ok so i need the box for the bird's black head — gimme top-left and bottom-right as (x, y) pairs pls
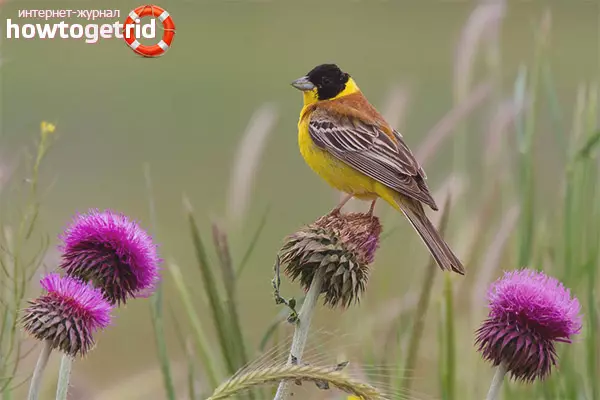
(307, 64), (350, 100)
(291, 64), (350, 101)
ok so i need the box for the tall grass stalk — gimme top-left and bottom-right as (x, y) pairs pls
(562, 84), (587, 286)
(211, 223), (249, 370)
(453, 1), (504, 220)
(401, 196), (452, 393)
(149, 286), (175, 400)
(226, 104), (278, 226)
(583, 86), (599, 400)
(167, 261), (219, 388)
(185, 200), (238, 376)
(274, 268), (325, 400)
(211, 223), (255, 400)
(516, 10), (551, 268)
(185, 338), (199, 400)
(441, 274), (456, 400)
(144, 164), (176, 400)
(453, 3), (483, 178)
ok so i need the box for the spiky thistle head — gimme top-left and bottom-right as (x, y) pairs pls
(278, 212), (381, 308)
(475, 269), (582, 382)
(21, 273), (112, 357)
(58, 209), (161, 305)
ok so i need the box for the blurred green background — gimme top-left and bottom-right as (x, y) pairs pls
(1, 0), (598, 399)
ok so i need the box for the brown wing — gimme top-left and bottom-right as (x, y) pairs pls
(308, 108), (438, 210)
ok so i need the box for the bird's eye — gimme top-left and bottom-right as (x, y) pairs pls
(322, 77), (331, 86)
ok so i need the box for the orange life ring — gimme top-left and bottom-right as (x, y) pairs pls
(123, 5), (175, 58)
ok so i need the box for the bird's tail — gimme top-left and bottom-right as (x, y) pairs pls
(394, 194), (465, 275)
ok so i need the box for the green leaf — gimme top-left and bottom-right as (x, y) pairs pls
(575, 130), (600, 160)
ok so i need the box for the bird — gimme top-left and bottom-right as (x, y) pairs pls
(291, 63), (464, 275)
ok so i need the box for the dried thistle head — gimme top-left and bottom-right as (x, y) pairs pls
(21, 273), (112, 357)
(59, 209), (161, 305)
(279, 212), (381, 308)
(475, 269), (582, 382)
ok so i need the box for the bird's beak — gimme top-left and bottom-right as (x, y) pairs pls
(291, 76), (315, 91)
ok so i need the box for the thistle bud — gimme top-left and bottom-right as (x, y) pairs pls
(279, 212), (381, 308)
(22, 273), (112, 357)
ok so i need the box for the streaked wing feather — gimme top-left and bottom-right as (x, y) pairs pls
(309, 111), (436, 208)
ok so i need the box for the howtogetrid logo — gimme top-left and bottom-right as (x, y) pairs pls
(5, 4), (176, 58)
(123, 5), (175, 57)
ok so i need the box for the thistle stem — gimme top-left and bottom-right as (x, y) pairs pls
(273, 268), (325, 400)
(28, 340), (53, 400)
(486, 362), (508, 400)
(55, 354), (73, 400)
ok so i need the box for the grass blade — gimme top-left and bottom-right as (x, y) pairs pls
(186, 338), (199, 400)
(587, 273), (599, 400)
(442, 274), (456, 400)
(236, 204), (270, 278)
(184, 199), (237, 375)
(150, 289), (176, 400)
(437, 301), (447, 400)
(144, 163), (176, 400)
(517, 11), (551, 268)
(211, 222), (255, 400)
(168, 261), (220, 388)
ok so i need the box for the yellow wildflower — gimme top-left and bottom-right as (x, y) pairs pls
(40, 121), (56, 135)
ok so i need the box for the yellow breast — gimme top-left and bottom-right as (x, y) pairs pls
(297, 112), (377, 199)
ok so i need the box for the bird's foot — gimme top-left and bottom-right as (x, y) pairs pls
(329, 193), (354, 216)
(367, 199), (377, 218)
(328, 206), (342, 216)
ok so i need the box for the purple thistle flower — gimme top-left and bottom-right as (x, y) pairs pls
(59, 209), (160, 305)
(21, 273), (112, 357)
(475, 269), (582, 382)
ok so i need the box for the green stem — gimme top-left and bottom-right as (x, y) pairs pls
(55, 355), (73, 400)
(273, 268), (324, 400)
(442, 275), (456, 400)
(486, 363), (507, 400)
(28, 341), (52, 400)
